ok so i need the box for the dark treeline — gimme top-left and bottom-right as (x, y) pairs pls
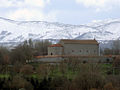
(0, 39), (52, 65)
(0, 62), (120, 90)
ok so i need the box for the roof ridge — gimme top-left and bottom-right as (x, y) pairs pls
(49, 44), (63, 47)
(60, 39), (98, 44)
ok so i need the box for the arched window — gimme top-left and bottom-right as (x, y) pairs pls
(51, 53), (53, 55)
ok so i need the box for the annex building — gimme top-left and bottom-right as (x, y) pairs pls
(48, 39), (99, 56)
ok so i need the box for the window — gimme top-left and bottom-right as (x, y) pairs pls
(86, 50), (88, 52)
(51, 53), (53, 55)
(94, 50), (96, 53)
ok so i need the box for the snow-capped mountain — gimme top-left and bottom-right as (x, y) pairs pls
(0, 17), (120, 47)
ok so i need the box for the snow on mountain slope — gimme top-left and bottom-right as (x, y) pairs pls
(0, 17), (120, 45)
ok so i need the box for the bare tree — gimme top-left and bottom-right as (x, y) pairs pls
(112, 39), (120, 55)
(10, 39), (34, 64)
(0, 46), (10, 64)
(104, 48), (113, 55)
(9, 75), (33, 90)
(20, 64), (34, 74)
(34, 40), (52, 56)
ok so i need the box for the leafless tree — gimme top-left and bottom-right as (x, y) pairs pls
(34, 40), (52, 56)
(112, 39), (120, 55)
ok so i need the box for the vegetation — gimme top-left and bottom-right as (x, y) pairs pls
(103, 39), (120, 55)
(0, 61), (120, 90)
(0, 39), (120, 90)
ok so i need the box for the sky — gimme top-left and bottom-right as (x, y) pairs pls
(0, 0), (120, 25)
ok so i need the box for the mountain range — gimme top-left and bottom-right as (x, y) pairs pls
(0, 17), (119, 47)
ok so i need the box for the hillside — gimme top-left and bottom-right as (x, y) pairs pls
(0, 17), (120, 47)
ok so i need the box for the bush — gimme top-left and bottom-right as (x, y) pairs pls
(36, 64), (50, 77)
(70, 64), (106, 90)
(9, 75), (33, 90)
(0, 47), (10, 65)
(106, 75), (120, 89)
(113, 56), (120, 67)
(104, 82), (114, 90)
(20, 64), (34, 74)
(50, 76), (70, 90)
(34, 40), (52, 56)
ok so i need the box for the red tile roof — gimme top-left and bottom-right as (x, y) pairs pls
(49, 44), (63, 47)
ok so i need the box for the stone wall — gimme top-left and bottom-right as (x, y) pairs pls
(61, 43), (99, 56)
(48, 47), (63, 55)
(33, 56), (113, 63)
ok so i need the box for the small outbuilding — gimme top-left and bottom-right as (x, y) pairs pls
(48, 44), (63, 55)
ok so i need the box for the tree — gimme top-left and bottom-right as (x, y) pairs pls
(10, 39), (52, 64)
(104, 48), (113, 55)
(36, 64), (50, 78)
(71, 64), (106, 90)
(0, 47), (10, 74)
(113, 56), (120, 67)
(0, 46), (10, 64)
(103, 40), (120, 55)
(9, 75), (33, 90)
(28, 39), (33, 48)
(10, 45), (26, 64)
(20, 64), (34, 74)
(112, 39), (120, 55)
(104, 82), (114, 90)
(34, 40), (52, 56)
(10, 39), (34, 64)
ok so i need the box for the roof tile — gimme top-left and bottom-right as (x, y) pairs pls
(49, 44), (63, 47)
(60, 39), (99, 44)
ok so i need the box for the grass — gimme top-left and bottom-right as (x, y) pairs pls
(100, 63), (113, 74)
(0, 74), (10, 78)
(29, 62), (114, 77)
(0, 62), (115, 80)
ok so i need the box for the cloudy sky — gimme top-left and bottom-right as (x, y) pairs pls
(0, 0), (120, 24)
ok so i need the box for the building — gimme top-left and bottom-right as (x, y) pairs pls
(48, 39), (99, 56)
(48, 44), (63, 55)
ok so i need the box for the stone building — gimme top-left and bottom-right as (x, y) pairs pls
(48, 44), (63, 55)
(48, 39), (99, 56)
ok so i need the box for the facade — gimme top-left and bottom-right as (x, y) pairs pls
(48, 44), (63, 55)
(48, 39), (99, 56)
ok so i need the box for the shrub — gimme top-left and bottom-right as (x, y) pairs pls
(104, 82), (114, 90)
(50, 76), (70, 90)
(113, 56), (120, 67)
(20, 64), (34, 74)
(106, 75), (120, 89)
(71, 64), (106, 90)
(36, 64), (50, 77)
(9, 75), (33, 90)
(59, 62), (67, 75)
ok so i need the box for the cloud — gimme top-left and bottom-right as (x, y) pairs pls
(7, 9), (57, 22)
(0, 0), (57, 22)
(24, 0), (50, 8)
(0, 0), (50, 8)
(0, 0), (23, 7)
(75, 0), (120, 11)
